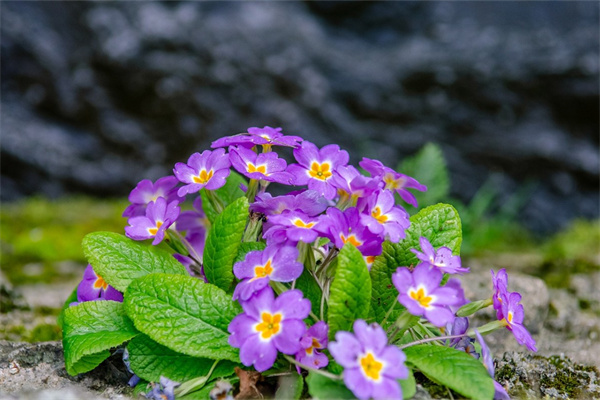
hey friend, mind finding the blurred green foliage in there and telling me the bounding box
[1,196,128,285]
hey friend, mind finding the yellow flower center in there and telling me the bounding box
[305,338,321,355]
[293,219,316,229]
[365,255,377,265]
[148,220,163,236]
[192,169,214,184]
[252,260,273,281]
[340,234,362,247]
[360,352,383,381]
[371,206,388,224]
[93,275,109,290]
[383,173,405,190]
[409,287,433,308]
[255,312,282,340]
[309,162,332,181]
[507,311,513,324]
[247,163,267,175]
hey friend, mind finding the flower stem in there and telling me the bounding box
[399,333,470,349]
[205,189,224,214]
[174,360,219,396]
[283,355,341,380]
[380,301,397,327]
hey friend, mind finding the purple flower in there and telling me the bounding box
[475,330,510,400]
[320,207,383,257]
[175,197,207,235]
[358,189,410,243]
[359,157,426,207]
[499,291,538,352]
[173,149,231,197]
[251,190,329,218]
[263,210,325,245]
[295,321,329,370]
[287,141,349,200]
[329,320,408,400]
[211,126,302,149]
[445,317,478,358]
[146,377,180,400]
[445,278,469,313]
[228,287,311,372]
[330,165,380,204]
[229,146,294,184]
[233,245,303,301]
[392,264,463,327]
[411,237,468,275]
[74,264,123,304]
[491,269,509,319]
[123,176,182,218]
[125,197,180,245]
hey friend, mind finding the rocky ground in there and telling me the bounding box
[1,258,599,399]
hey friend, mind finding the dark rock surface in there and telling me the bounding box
[1,1,598,234]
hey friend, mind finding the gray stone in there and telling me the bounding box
[0,341,133,399]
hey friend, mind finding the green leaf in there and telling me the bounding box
[127,334,237,383]
[124,273,242,362]
[234,242,266,265]
[178,382,221,400]
[405,344,494,400]
[57,287,78,329]
[62,301,138,376]
[201,171,247,224]
[327,244,371,340]
[399,142,449,209]
[306,372,353,400]
[295,268,325,319]
[370,203,462,324]
[203,197,249,291]
[275,373,304,400]
[399,369,416,400]
[82,231,187,292]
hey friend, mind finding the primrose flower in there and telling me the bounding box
[392,263,463,327]
[228,287,311,372]
[123,176,181,218]
[329,320,408,400]
[251,190,328,217]
[211,126,302,149]
[74,264,123,304]
[146,377,180,400]
[320,207,383,257]
[359,157,426,207]
[475,330,510,400]
[125,197,180,245]
[411,236,468,275]
[330,165,380,204]
[263,210,325,245]
[287,141,349,200]
[491,268,509,319]
[173,148,231,197]
[233,245,303,301]
[295,321,329,370]
[499,291,538,352]
[358,189,410,243]
[229,146,294,184]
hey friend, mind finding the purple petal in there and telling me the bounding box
[343,367,373,400]
[273,319,305,354]
[329,332,362,368]
[239,334,278,372]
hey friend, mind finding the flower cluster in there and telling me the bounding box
[68,126,539,400]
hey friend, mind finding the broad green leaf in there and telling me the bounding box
[275,373,304,400]
[327,244,371,340]
[399,142,449,209]
[201,171,247,224]
[127,334,237,383]
[295,268,325,319]
[203,197,249,291]
[400,369,416,399]
[306,371,353,399]
[234,242,266,265]
[370,203,462,324]
[63,301,138,375]
[405,344,494,400]
[57,287,78,329]
[124,273,242,362]
[178,382,220,400]
[82,231,187,292]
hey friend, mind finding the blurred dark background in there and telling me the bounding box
[1,1,598,234]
